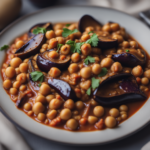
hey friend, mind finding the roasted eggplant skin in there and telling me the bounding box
[48,78,78,102]
[93,73,147,106]
[112,51,146,67]
[15,33,45,60]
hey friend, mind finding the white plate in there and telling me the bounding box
[0,6,150,145]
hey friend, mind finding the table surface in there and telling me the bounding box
[5,0,150,150]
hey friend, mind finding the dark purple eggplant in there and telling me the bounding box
[36,50,71,72]
[15,34,45,59]
[112,50,146,67]
[48,78,78,101]
[78,15,102,33]
[28,22,53,37]
[93,73,146,106]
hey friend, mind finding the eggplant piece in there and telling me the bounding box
[78,14,102,33]
[93,73,146,106]
[112,50,146,67]
[36,50,71,72]
[15,34,45,59]
[48,78,78,101]
[28,22,53,37]
[98,36,118,49]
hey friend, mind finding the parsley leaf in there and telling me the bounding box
[38,83,42,87]
[98,68,108,77]
[30,71,44,82]
[86,33,99,47]
[33,27,47,34]
[62,28,78,38]
[0,45,9,51]
[65,24,71,27]
[86,87,91,96]
[126,49,130,52]
[91,77,100,89]
[84,56,95,65]
[56,44,63,52]
[88,31,94,34]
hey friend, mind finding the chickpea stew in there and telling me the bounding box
[1,15,150,131]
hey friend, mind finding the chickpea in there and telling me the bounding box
[119,105,128,111]
[3,79,12,89]
[112,34,123,43]
[42,44,48,49]
[54,24,63,30]
[10,57,22,68]
[5,67,16,78]
[75,101,84,110]
[19,85,27,91]
[81,34,90,42]
[39,83,51,96]
[105,116,116,128]
[81,43,92,55]
[68,24,76,30]
[90,99,98,106]
[101,58,113,68]
[109,108,119,117]
[9,88,18,95]
[32,102,45,115]
[40,48,46,53]
[15,68,20,75]
[49,38,58,49]
[143,70,150,79]
[46,30,55,39]
[13,81,21,89]
[16,73,27,84]
[80,67,92,79]
[121,114,128,120]
[111,62,123,72]
[60,108,72,120]
[79,118,87,125]
[92,64,102,75]
[55,29,63,36]
[47,110,57,120]
[74,31,82,38]
[15,40,24,49]
[102,24,111,32]
[19,63,28,73]
[64,99,75,110]
[68,63,79,74]
[24,103,32,111]
[60,45,70,55]
[117,49,123,54]
[141,77,149,85]
[80,80,91,90]
[122,41,129,48]
[93,106,104,117]
[92,48,101,55]
[120,111,127,115]
[110,23,120,31]
[37,113,46,121]
[49,67,61,78]
[88,116,98,124]
[56,37,65,44]
[48,51,59,59]
[66,119,78,130]
[46,95,55,103]
[49,98,62,109]
[129,41,138,48]
[132,65,143,77]
[71,53,81,63]
[35,95,47,104]
[85,26,94,32]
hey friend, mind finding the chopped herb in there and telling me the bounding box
[38,83,42,87]
[91,77,100,89]
[86,33,99,47]
[126,49,130,52]
[30,71,44,82]
[62,28,79,38]
[33,27,47,34]
[86,87,91,96]
[88,31,94,34]
[56,44,63,52]
[0,45,9,51]
[98,68,108,77]
[84,56,95,65]
[65,24,71,27]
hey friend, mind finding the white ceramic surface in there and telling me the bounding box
[0,6,150,145]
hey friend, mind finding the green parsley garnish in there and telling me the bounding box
[88,31,94,34]
[84,56,95,65]
[91,77,100,89]
[30,71,44,82]
[33,27,47,34]
[86,87,91,96]
[56,44,63,52]
[0,45,9,51]
[38,83,42,87]
[62,28,79,38]
[86,33,99,47]
[65,24,71,27]
[98,68,108,77]
[126,50,130,52]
